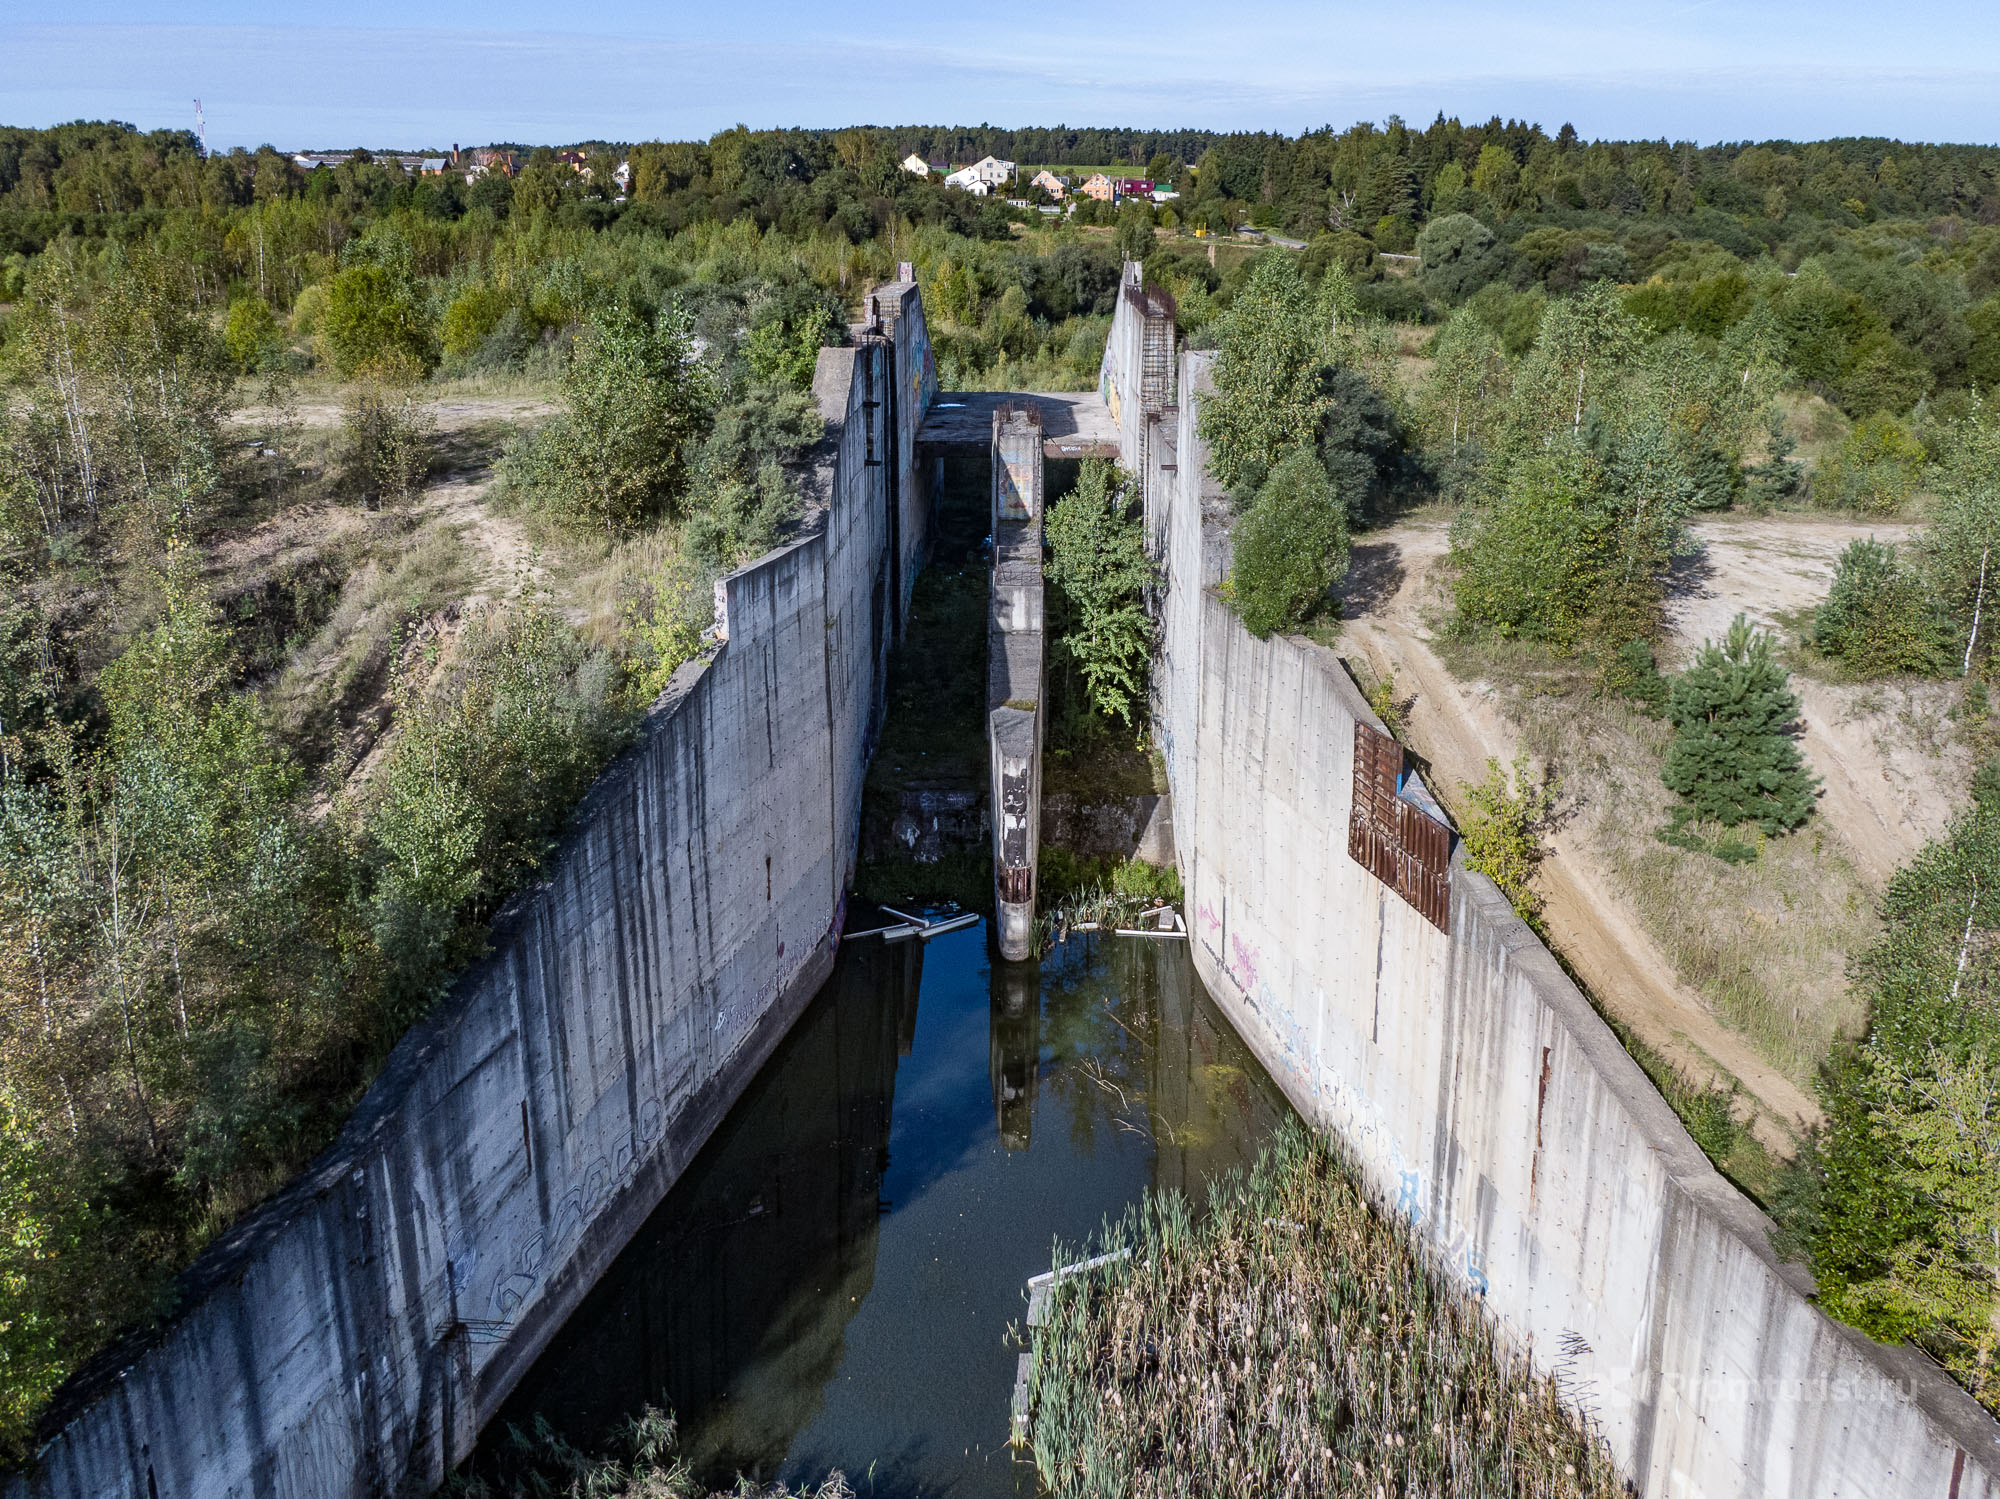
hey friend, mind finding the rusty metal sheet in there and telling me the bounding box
[1348,721,1450,934]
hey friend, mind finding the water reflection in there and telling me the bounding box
[988,962,1039,1150]
[484,923,1290,1497]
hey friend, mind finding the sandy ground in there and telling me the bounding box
[1340,521,1826,1148]
[1670,515,1968,888]
[231,392,557,435]
[415,478,539,603]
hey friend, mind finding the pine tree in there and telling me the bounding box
[1662,615,1819,833]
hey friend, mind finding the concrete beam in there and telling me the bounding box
[988,402,1046,961]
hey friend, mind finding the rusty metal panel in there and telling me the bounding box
[1348,721,1450,934]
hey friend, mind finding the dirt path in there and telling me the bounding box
[232,391,557,434]
[1671,515,1967,888]
[416,477,539,603]
[1340,522,1822,1148]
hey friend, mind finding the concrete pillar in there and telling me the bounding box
[988,402,1045,961]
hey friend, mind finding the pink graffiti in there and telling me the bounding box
[1199,900,1221,933]
[1230,933,1260,993]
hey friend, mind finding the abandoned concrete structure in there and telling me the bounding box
[9,266,1997,1499]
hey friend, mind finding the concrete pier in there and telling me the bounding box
[988,402,1046,961]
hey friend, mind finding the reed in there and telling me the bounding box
[1024,1122,1627,1499]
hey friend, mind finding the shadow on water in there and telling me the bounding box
[481,923,1292,1497]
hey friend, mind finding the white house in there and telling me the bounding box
[944,155,1015,193]
[901,153,932,178]
[964,154,1015,188]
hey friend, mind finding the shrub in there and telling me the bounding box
[315,263,435,380]
[364,600,629,1021]
[744,284,843,391]
[1458,752,1553,925]
[1451,445,1626,650]
[1227,447,1348,637]
[223,296,282,372]
[1813,537,1953,677]
[1604,637,1671,715]
[439,281,517,360]
[339,385,434,506]
[1813,412,1926,511]
[1663,615,1819,834]
[680,382,825,567]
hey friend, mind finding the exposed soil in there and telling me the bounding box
[1670,515,1970,888]
[231,391,557,435]
[1340,521,1826,1150]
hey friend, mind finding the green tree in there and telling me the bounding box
[1115,201,1157,262]
[1197,254,1334,489]
[316,263,435,380]
[1813,538,1952,677]
[1916,409,2000,666]
[1045,461,1154,725]
[1662,615,1819,833]
[504,302,715,534]
[222,296,281,372]
[1227,447,1348,637]
[1788,794,2000,1413]
[1451,446,1626,649]
[1420,314,1500,458]
[1417,213,1504,304]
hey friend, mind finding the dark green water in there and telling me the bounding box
[484,917,1292,1497]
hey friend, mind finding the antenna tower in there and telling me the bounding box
[194,99,207,157]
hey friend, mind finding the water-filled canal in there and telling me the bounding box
[485,916,1292,1496]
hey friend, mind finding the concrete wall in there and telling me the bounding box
[1108,296,2000,1493]
[8,309,932,1499]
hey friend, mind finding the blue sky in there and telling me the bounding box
[8,1,2000,150]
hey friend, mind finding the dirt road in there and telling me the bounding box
[1340,521,1824,1147]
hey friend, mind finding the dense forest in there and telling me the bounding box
[2,110,1999,1457]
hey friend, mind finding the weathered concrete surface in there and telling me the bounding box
[7,303,933,1499]
[1100,278,2000,1493]
[989,403,1046,960]
[1039,793,1175,864]
[864,783,988,863]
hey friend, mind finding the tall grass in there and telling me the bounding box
[1025,1123,1626,1499]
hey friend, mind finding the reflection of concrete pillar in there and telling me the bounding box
[988,402,1046,961]
[989,961,1040,1150]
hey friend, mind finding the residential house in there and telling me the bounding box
[1115,178,1154,199]
[1030,169,1067,199]
[967,155,1015,187]
[901,153,932,177]
[292,152,356,170]
[464,147,518,181]
[944,167,993,196]
[1079,173,1117,202]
